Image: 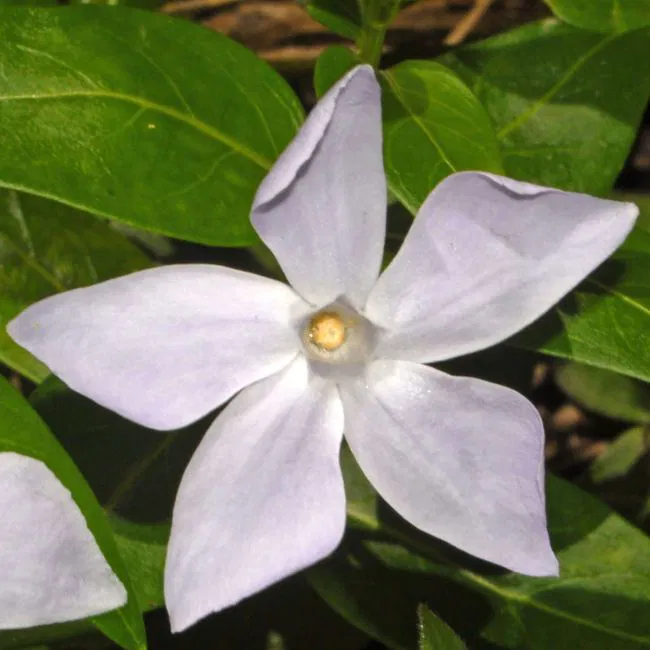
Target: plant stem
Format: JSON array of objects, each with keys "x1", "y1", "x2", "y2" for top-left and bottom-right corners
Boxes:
[{"x1": 357, "y1": 0, "x2": 401, "y2": 68}]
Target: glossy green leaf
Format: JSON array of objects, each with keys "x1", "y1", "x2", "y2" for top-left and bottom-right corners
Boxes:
[
  {"x1": 513, "y1": 218, "x2": 650, "y2": 383},
  {"x1": 441, "y1": 21, "x2": 650, "y2": 195},
  {"x1": 556, "y1": 362, "x2": 650, "y2": 423},
  {"x1": 313, "y1": 449, "x2": 650, "y2": 649},
  {"x1": 380, "y1": 60, "x2": 504, "y2": 215},
  {"x1": 418, "y1": 605, "x2": 467, "y2": 650},
  {"x1": 313, "y1": 46, "x2": 359, "y2": 98},
  {"x1": 0, "y1": 189, "x2": 150, "y2": 383},
  {"x1": 302, "y1": 0, "x2": 362, "y2": 40},
  {"x1": 545, "y1": 0, "x2": 650, "y2": 32},
  {"x1": 0, "y1": 377, "x2": 146, "y2": 650},
  {"x1": 0, "y1": 6, "x2": 303, "y2": 246}
]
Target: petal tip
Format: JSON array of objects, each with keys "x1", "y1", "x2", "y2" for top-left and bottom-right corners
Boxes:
[
  {"x1": 348, "y1": 63, "x2": 377, "y2": 81},
  {"x1": 6, "y1": 312, "x2": 29, "y2": 345},
  {"x1": 511, "y1": 545, "x2": 560, "y2": 578},
  {"x1": 623, "y1": 200, "x2": 640, "y2": 222}
]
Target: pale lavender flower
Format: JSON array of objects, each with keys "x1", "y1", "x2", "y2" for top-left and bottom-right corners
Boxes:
[
  {"x1": 8, "y1": 65, "x2": 637, "y2": 631},
  {"x1": 0, "y1": 452, "x2": 126, "y2": 628}
]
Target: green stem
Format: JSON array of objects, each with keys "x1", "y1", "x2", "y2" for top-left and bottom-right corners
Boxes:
[
  {"x1": 357, "y1": 21, "x2": 388, "y2": 68},
  {"x1": 357, "y1": 0, "x2": 401, "y2": 68}
]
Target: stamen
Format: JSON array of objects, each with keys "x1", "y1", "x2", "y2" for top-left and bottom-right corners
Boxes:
[{"x1": 308, "y1": 311, "x2": 346, "y2": 351}]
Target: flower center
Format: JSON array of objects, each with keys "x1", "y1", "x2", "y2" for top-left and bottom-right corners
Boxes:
[
  {"x1": 308, "y1": 311, "x2": 346, "y2": 351},
  {"x1": 299, "y1": 300, "x2": 376, "y2": 376}
]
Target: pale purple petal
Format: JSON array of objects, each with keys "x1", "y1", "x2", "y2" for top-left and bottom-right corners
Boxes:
[
  {"x1": 366, "y1": 172, "x2": 638, "y2": 363},
  {"x1": 0, "y1": 453, "x2": 126, "y2": 629},
  {"x1": 340, "y1": 360, "x2": 558, "y2": 576},
  {"x1": 252, "y1": 65, "x2": 386, "y2": 310},
  {"x1": 165, "y1": 356, "x2": 345, "y2": 632},
  {"x1": 8, "y1": 265, "x2": 306, "y2": 431}
]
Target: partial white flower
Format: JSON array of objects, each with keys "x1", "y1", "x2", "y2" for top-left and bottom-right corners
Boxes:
[
  {"x1": 0, "y1": 452, "x2": 127, "y2": 629},
  {"x1": 8, "y1": 65, "x2": 637, "y2": 632}
]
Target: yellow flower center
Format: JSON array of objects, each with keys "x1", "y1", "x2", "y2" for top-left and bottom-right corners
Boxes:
[{"x1": 308, "y1": 311, "x2": 346, "y2": 352}]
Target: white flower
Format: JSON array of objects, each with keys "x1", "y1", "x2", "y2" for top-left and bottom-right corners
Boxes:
[
  {"x1": 8, "y1": 65, "x2": 638, "y2": 632},
  {"x1": 0, "y1": 452, "x2": 126, "y2": 629}
]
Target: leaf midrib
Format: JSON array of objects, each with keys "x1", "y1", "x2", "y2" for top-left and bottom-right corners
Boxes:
[
  {"x1": 0, "y1": 90, "x2": 272, "y2": 171},
  {"x1": 586, "y1": 277, "x2": 650, "y2": 319},
  {"x1": 497, "y1": 32, "x2": 617, "y2": 139},
  {"x1": 381, "y1": 71, "x2": 458, "y2": 175}
]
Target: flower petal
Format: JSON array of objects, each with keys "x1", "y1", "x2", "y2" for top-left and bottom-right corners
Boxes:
[
  {"x1": 366, "y1": 172, "x2": 638, "y2": 363},
  {"x1": 8, "y1": 265, "x2": 306, "y2": 430},
  {"x1": 252, "y1": 65, "x2": 386, "y2": 310},
  {"x1": 340, "y1": 360, "x2": 558, "y2": 576},
  {"x1": 0, "y1": 453, "x2": 126, "y2": 629},
  {"x1": 164, "y1": 356, "x2": 345, "y2": 632}
]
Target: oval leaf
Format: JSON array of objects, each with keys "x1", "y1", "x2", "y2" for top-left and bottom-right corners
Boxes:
[
  {"x1": 380, "y1": 60, "x2": 504, "y2": 215},
  {"x1": 545, "y1": 0, "x2": 650, "y2": 33},
  {"x1": 441, "y1": 21, "x2": 650, "y2": 195},
  {"x1": 556, "y1": 363, "x2": 650, "y2": 423},
  {"x1": 0, "y1": 6, "x2": 304, "y2": 246},
  {"x1": 589, "y1": 426, "x2": 649, "y2": 484}
]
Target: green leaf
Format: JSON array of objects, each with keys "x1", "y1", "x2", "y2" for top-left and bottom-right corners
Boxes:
[
  {"x1": 0, "y1": 6, "x2": 303, "y2": 246},
  {"x1": 111, "y1": 518, "x2": 168, "y2": 611},
  {"x1": 556, "y1": 362, "x2": 650, "y2": 423},
  {"x1": 575, "y1": 425, "x2": 650, "y2": 530},
  {"x1": 313, "y1": 449, "x2": 650, "y2": 649},
  {"x1": 303, "y1": 0, "x2": 362, "y2": 40},
  {"x1": 380, "y1": 60, "x2": 504, "y2": 215},
  {"x1": 545, "y1": 0, "x2": 650, "y2": 33},
  {"x1": 340, "y1": 443, "x2": 381, "y2": 531},
  {"x1": 0, "y1": 377, "x2": 146, "y2": 650},
  {"x1": 313, "y1": 46, "x2": 359, "y2": 98},
  {"x1": 441, "y1": 21, "x2": 650, "y2": 195},
  {"x1": 589, "y1": 425, "x2": 649, "y2": 483},
  {"x1": 418, "y1": 605, "x2": 467, "y2": 650},
  {"x1": 512, "y1": 224, "x2": 650, "y2": 383},
  {"x1": 0, "y1": 189, "x2": 151, "y2": 383}
]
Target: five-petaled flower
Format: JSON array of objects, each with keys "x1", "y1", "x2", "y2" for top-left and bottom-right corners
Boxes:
[{"x1": 8, "y1": 65, "x2": 638, "y2": 632}]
